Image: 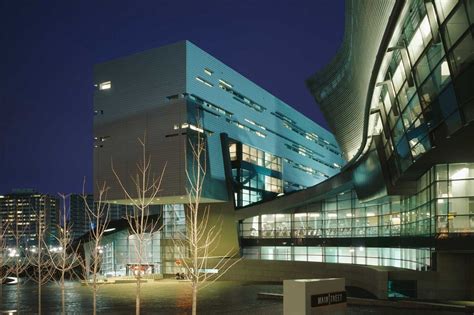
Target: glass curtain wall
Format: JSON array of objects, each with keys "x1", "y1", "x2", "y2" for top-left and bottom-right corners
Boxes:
[
  {"x1": 380, "y1": 0, "x2": 473, "y2": 177},
  {"x1": 240, "y1": 163, "x2": 474, "y2": 270},
  {"x1": 229, "y1": 141, "x2": 283, "y2": 207},
  {"x1": 96, "y1": 229, "x2": 162, "y2": 277},
  {"x1": 243, "y1": 246, "x2": 431, "y2": 271}
]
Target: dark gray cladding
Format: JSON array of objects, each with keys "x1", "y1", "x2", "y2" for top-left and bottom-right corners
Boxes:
[{"x1": 306, "y1": 0, "x2": 397, "y2": 161}]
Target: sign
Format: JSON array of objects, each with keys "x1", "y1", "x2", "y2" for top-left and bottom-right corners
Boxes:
[{"x1": 311, "y1": 291, "x2": 346, "y2": 308}]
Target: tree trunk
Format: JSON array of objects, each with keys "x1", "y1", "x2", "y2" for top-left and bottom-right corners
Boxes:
[
  {"x1": 38, "y1": 280, "x2": 42, "y2": 315},
  {"x1": 61, "y1": 273, "x2": 65, "y2": 315},
  {"x1": 192, "y1": 284, "x2": 197, "y2": 315},
  {"x1": 136, "y1": 278, "x2": 140, "y2": 315},
  {"x1": 15, "y1": 271, "x2": 20, "y2": 312},
  {"x1": 93, "y1": 287, "x2": 97, "y2": 315}
]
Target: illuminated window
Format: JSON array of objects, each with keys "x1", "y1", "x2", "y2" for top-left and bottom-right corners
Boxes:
[
  {"x1": 195, "y1": 77, "x2": 213, "y2": 87},
  {"x1": 229, "y1": 143, "x2": 237, "y2": 161},
  {"x1": 99, "y1": 81, "x2": 111, "y2": 90},
  {"x1": 218, "y1": 79, "x2": 233, "y2": 88}
]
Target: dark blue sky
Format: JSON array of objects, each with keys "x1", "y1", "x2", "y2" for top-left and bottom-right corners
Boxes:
[{"x1": 0, "y1": 0, "x2": 345, "y2": 195}]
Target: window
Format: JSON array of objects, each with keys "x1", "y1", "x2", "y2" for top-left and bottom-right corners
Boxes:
[
  {"x1": 265, "y1": 176, "x2": 282, "y2": 193},
  {"x1": 448, "y1": 32, "x2": 474, "y2": 76},
  {"x1": 195, "y1": 77, "x2": 213, "y2": 87},
  {"x1": 434, "y1": 0, "x2": 458, "y2": 23},
  {"x1": 407, "y1": 15, "x2": 432, "y2": 64},
  {"x1": 218, "y1": 79, "x2": 233, "y2": 88},
  {"x1": 99, "y1": 81, "x2": 111, "y2": 90},
  {"x1": 442, "y1": 2, "x2": 469, "y2": 48},
  {"x1": 229, "y1": 143, "x2": 237, "y2": 161}
]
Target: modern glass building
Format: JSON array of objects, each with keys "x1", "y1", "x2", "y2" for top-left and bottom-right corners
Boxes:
[
  {"x1": 235, "y1": 0, "x2": 474, "y2": 300},
  {"x1": 92, "y1": 41, "x2": 344, "y2": 274},
  {"x1": 93, "y1": 40, "x2": 344, "y2": 206},
  {"x1": 91, "y1": 0, "x2": 473, "y2": 299}
]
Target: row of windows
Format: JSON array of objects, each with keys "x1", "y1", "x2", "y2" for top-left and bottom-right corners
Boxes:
[
  {"x1": 240, "y1": 163, "x2": 474, "y2": 238},
  {"x1": 192, "y1": 72, "x2": 342, "y2": 164},
  {"x1": 230, "y1": 143, "x2": 282, "y2": 173},
  {"x1": 226, "y1": 118, "x2": 267, "y2": 139},
  {"x1": 284, "y1": 158, "x2": 329, "y2": 179},
  {"x1": 189, "y1": 94, "x2": 233, "y2": 118},
  {"x1": 284, "y1": 143, "x2": 340, "y2": 170},
  {"x1": 271, "y1": 111, "x2": 340, "y2": 154},
  {"x1": 236, "y1": 170, "x2": 283, "y2": 194},
  {"x1": 218, "y1": 82, "x2": 266, "y2": 113},
  {"x1": 243, "y1": 246, "x2": 431, "y2": 271}
]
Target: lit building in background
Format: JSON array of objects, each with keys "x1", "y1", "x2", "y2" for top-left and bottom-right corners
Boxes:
[
  {"x1": 0, "y1": 189, "x2": 58, "y2": 248},
  {"x1": 68, "y1": 194, "x2": 93, "y2": 241}
]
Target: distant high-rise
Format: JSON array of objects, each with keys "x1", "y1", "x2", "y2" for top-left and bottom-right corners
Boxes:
[
  {"x1": 68, "y1": 194, "x2": 93, "y2": 241},
  {"x1": 0, "y1": 189, "x2": 58, "y2": 247}
]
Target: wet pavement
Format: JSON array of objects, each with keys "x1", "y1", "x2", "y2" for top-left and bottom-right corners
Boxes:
[{"x1": 0, "y1": 280, "x2": 468, "y2": 314}]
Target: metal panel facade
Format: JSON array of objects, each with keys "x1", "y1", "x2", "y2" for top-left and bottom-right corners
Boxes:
[{"x1": 94, "y1": 41, "x2": 345, "y2": 203}]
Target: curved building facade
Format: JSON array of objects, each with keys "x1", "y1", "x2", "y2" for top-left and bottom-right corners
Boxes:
[{"x1": 238, "y1": 0, "x2": 474, "y2": 300}]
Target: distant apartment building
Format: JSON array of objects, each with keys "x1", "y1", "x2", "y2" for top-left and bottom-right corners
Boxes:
[{"x1": 0, "y1": 189, "x2": 58, "y2": 248}]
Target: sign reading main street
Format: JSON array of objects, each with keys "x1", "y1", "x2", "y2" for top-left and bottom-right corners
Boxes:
[{"x1": 311, "y1": 291, "x2": 347, "y2": 307}]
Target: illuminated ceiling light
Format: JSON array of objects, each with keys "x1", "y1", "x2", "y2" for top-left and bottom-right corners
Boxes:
[
  {"x1": 204, "y1": 68, "x2": 213, "y2": 76},
  {"x1": 366, "y1": 212, "x2": 375, "y2": 217},
  {"x1": 104, "y1": 228, "x2": 116, "y2": 233}
]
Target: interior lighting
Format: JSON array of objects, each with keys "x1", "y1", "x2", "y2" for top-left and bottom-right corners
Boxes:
[
  {"x1": 441, "y1": 60, "x2": 450, "y2": 77},
  {"x1": 218, "y1": 79, "x2": 233, "y2": 88},
  {"x1": 451, "y1": 167, "x2": 468, "y2": 180},
  {"x1": 99, "y1": 81, "x2": 111, "y2": 90}
]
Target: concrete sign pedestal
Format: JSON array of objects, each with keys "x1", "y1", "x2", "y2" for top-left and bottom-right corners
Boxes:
[{"x1": 283, "y1": 278, "x2": 346, "y2": 315}]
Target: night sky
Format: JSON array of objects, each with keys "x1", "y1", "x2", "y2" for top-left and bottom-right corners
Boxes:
[{"x1": 0, "y1": 0, "x2": 345, "y2": 195}]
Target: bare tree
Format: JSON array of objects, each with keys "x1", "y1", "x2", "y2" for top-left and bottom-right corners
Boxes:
[
  {"x1": 79, "y1": 182, "x2": 110, "y2": 315},
  {"x1": 174, "y1": 124, "x2": 240, "y2": 315},
  {"x1": 8, "y1": 203, "x2": 31, "y2": 311},
  {"x1": 0, "y1": 220, "x2": 11, "y2": 302},
  {"x1": 50, "y1": 193, "x2": 82, "y2": 315},
  {"x1": 25, "y1": 198, "x2": 55, "y2": 315},
  {"x1": 112, "y1": 134, "x2": 166, "y2": 315}
]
